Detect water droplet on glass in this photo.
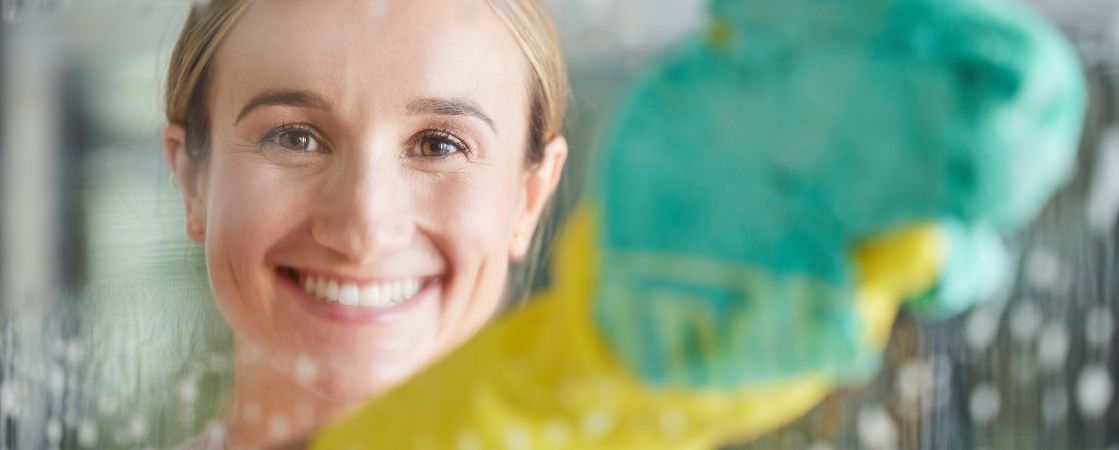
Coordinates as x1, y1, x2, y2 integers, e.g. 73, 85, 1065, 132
243, 344, 263, 363
1076, 365, 1113, 419
1010, 302, 1042, 343
46, 418, 62, 444
896, 359, 931, 405
1025, 248, 1068, 293
368, 0, 390, 17
456, 430, 481, 450
1037, 321, 1070, 371
1086, 127, 1119, 234
48, 365, 65, 395
0, 382, 20, 418
77, 419, 98, 448
206, 420, 227, 444
659, 408, 687, 437
65, 340, 83, 364
544, 419, 569, 446
129, 415, 147, 440
969, 384, 1000, 425
97, 394, 117, 415
581, 408, 615, 438
206, 352, 233, 373
504, 425, 530, 450
591, 377, 616, 398
178, 378, 198, 404
1085, 307, 1115, 348
293, 353, 319, 385
857, 404, 897, 450
269, 415, 290, 441
966, 306, 1000, 351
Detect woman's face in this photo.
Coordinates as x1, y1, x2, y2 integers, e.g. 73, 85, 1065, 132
166, 0, 564, 400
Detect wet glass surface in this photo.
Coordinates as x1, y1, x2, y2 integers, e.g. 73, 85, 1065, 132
0, 0, 1116, 448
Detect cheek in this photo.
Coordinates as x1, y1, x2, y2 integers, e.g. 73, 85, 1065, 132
418, 165, 524, 337
203, 158, 304, 336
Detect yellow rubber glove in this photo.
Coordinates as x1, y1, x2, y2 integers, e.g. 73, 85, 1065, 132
310, 207, 944, 450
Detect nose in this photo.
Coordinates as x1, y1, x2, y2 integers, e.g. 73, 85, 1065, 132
311, 156, 413, 265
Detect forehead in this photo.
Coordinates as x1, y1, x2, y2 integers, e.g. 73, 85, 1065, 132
210, 0, 529, 124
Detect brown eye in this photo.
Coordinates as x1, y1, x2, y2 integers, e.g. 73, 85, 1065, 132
265, 126, 324, 154
418, 132, 468, 158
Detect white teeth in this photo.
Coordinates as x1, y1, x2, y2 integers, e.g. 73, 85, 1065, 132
359, 284, 380, 305
378, 283, 392, 304
388, 282, 401, 303
295, 273, 426, 309
338, 283, 360, 306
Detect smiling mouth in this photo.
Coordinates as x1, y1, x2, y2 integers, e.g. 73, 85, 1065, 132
278, 267, 433, 309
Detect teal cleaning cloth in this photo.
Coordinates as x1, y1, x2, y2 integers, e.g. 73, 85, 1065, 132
594, 0, 1086, 388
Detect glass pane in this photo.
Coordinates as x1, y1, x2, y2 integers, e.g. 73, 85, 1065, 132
1, 0, 1115, 448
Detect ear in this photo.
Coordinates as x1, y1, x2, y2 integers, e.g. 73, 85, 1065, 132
509, 136, 568, 260
164, 123, 209, 244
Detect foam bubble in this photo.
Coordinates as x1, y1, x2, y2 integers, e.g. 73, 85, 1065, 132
77, 419, 98, 448
1037, 321, 1070, 371
1076, 366, 1114, 419
1010, 302, 1041, 343
969, 384, 1000, 425
857, 405, 897, 450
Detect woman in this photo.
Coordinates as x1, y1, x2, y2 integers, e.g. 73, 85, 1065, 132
163, 0, 569, 447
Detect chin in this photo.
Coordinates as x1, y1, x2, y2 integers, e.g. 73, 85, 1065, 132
280, 306, 445, 401
311, 358, 421, 402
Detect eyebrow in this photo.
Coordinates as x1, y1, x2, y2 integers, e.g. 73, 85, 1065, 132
235, 89, 332, 124
407, 97, 497, 134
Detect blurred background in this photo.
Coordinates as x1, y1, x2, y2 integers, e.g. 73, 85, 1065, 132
0, 0, 1116, 448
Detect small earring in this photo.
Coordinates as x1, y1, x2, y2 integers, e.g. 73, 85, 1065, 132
169, 172, 179, 189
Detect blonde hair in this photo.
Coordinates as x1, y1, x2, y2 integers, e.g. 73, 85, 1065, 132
164, 0, 570, 165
